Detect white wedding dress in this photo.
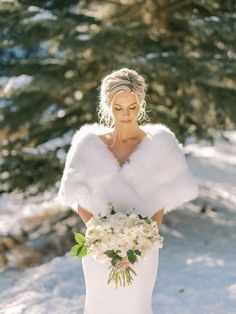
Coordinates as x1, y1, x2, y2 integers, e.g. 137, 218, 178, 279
57, 122, 199, 314
82, 245, 159, 314
82, 133, 160, 314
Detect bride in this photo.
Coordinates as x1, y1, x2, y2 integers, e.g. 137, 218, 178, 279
57, 67, 199, 314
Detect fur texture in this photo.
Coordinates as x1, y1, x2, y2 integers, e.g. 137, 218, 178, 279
57, 122, 199, 217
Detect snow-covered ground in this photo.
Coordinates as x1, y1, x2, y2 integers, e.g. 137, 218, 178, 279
0, 130, 236, 314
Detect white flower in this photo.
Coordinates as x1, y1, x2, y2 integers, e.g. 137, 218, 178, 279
84, 209, 164, 266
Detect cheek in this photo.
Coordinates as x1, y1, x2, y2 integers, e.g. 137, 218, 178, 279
131, 108, 139, 116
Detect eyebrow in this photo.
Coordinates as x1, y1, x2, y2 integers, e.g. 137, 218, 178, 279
113, 102, 137, 106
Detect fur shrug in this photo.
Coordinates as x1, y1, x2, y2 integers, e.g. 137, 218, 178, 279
57, 122, 199, 217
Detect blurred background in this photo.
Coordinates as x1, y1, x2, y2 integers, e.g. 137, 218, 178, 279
0, 1, 236, 313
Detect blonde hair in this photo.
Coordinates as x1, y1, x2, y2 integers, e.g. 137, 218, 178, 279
97, 67, 150, 127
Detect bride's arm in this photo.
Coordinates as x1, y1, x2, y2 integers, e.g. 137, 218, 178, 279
151, 208, 164, 230
76, 205, 93, 225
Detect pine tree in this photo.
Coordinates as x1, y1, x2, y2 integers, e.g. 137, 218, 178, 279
0, 0, 235, 195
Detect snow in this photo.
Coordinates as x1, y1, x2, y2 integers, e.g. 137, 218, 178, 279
3, 75, 33, 97
0, 129, 236, 314
21, 130, 73, 156
26, 6, 57, 22
0, 254, 85, 314
0, 131, 73, 236
0, 189, 61, 236
0, 77, 10, 87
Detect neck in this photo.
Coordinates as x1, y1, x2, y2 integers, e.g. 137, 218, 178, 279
111, 121, 144, 143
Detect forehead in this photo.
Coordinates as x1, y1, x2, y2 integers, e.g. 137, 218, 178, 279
112, 91, 138, 106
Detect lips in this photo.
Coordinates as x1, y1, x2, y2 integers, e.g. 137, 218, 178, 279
121, 120, 131, 123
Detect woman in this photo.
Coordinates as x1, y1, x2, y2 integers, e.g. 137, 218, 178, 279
57, 67, 199, 314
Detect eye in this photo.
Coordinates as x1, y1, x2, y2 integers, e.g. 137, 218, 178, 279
114, 106, 136, 111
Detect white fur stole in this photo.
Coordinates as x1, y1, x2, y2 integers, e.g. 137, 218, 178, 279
57, 122, 199, 217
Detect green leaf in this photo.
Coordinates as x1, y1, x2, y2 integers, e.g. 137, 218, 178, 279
74, 232, 85, 245
104, 249, 115, 258
69, 244, 82, 255
111, 255, 122, 267
76, 245, 87, 257
134, 249, 141, 256
127, 250, 137, 264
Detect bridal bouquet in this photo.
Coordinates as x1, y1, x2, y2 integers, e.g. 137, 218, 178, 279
69, 202, 164, 289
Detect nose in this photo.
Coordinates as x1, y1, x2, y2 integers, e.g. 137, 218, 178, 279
122, 108, 130, 116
